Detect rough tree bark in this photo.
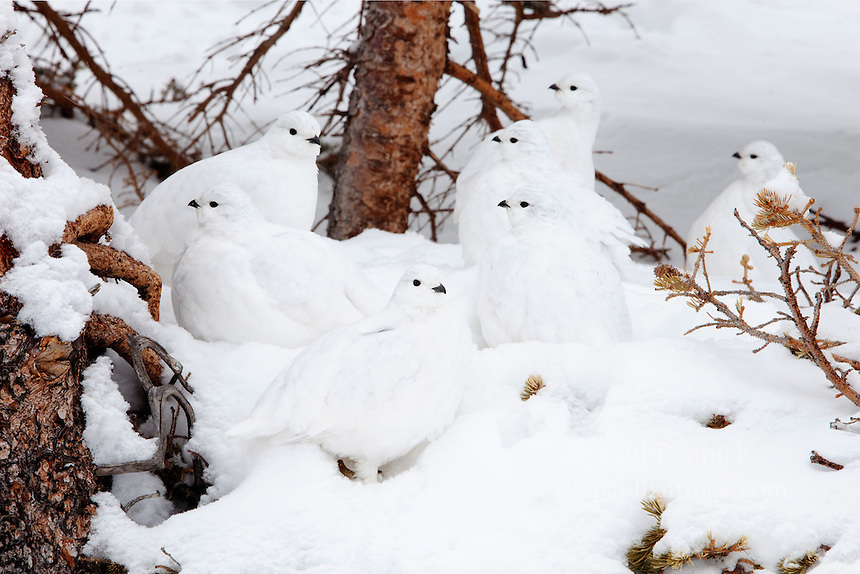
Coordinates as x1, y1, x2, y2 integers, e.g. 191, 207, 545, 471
1, 43, 164, 570
0, 77, 97, 573
327, 1, 451, 239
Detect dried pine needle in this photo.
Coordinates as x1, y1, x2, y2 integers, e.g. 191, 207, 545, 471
521, 374, 545, 401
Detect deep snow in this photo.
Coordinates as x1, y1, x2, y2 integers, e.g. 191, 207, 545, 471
4, 1, 860, 573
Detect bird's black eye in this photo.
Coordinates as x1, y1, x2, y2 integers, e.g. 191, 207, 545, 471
569, 85, 578, 91
520, 201, 529, 208
209, 201, 219, 208
510, 137, 518, 143
289, 128, 297, 135
413, 279, 421, 287
750, 154, 758, 159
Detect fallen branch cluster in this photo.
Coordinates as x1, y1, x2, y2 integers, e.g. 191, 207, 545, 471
655, 174, 860, 408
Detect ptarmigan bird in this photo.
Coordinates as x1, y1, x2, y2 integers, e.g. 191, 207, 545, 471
534, 72, 601, 183
171, 183, 385, 348
685, 141, 817, 284
228, 264, 476, 483
130, 110, 321, 285
455, 120, 643, 276
477, 187, 632, 347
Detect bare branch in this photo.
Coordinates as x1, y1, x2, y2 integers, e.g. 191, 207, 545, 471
32, 1, 193, 171
596, 171, 687, 253
189, 1, 306, 127
460, 1, 503, 131
73, 242, 161, 321
444, 59, 527, 122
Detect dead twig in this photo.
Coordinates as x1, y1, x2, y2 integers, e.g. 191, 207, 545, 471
460, 1, 503, 131
188, 1, 307, 134
31, 1, 193, 172
95, 335, 194, 476
809, 450, 844, 471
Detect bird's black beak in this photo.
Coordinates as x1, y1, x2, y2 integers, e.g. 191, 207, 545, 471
432, 284, 447, 294
732, 152, 741, 159
549, 83, 559, 91
492, 135, 502, 143
498, 200, 510, 208
188, 199, 200, 208
308, 135, 321, 146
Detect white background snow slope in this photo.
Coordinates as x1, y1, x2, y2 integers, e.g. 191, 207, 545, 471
6, 1, 860, 573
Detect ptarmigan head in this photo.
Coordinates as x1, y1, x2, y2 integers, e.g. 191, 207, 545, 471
389, 264, 449, 312
498, 186, 567, 229
732, 140, 785, 185
549, 72, 601, 112
267, 110, 322, 160
188, 183, 263, 231
490, 120, 554, 163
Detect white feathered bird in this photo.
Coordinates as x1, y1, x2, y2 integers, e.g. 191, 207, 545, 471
477, 186, 632, 347
534, 72, 601, 183
130, 110, 321, 285
685, 140, 817, 283
455, 120, 643, 276
171, 183, 384, 348
228, 264, 476, 483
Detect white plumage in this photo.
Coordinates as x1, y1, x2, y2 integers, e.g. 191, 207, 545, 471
171, 183, 384, 348
228, 264, 476, 483
130, 110, 321, 285
685, 141, 817, 283
534, 72, 601, 184
455, 120, 643, 274
478, 187, 632, 347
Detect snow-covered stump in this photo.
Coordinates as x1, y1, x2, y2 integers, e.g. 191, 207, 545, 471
0, 65, 98, 571
0, 9, 164, 573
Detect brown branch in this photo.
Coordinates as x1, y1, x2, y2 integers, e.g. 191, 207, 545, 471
55, 204, 162, 320
817, 210, 860, 243
411, 189, 439, 242
0, 75, 43, 177
514, 1, 635, 20
734, 210, 860, 407
82, 313, 162, 384
810, 450, 844, 471
444, 59, 527, 122
460, 1, 503, 131
61, 203, 113, 244
73, 242, 161, 322
189, 1, 306, 125
801, 206, 860, 287
0, 235, 17, 276
498, 1, 526, 84
32, 1, 193, 171
596, 171, 687, 253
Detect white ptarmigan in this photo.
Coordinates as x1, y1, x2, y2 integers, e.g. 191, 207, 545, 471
477, 186, 632, 347
228, 264, 476, 483
171, 183, 385, 348
454, 120, 643, 275
685, 140, 818, 284
534, 72, 601, 184
130, 110, 321, 285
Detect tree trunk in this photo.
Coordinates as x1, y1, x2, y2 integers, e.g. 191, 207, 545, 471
0, 297, 98, 574
0, 74, 98, 573
327, 0, 451, 239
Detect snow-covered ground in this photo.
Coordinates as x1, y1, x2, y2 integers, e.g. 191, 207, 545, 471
6, 1, 860, 573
